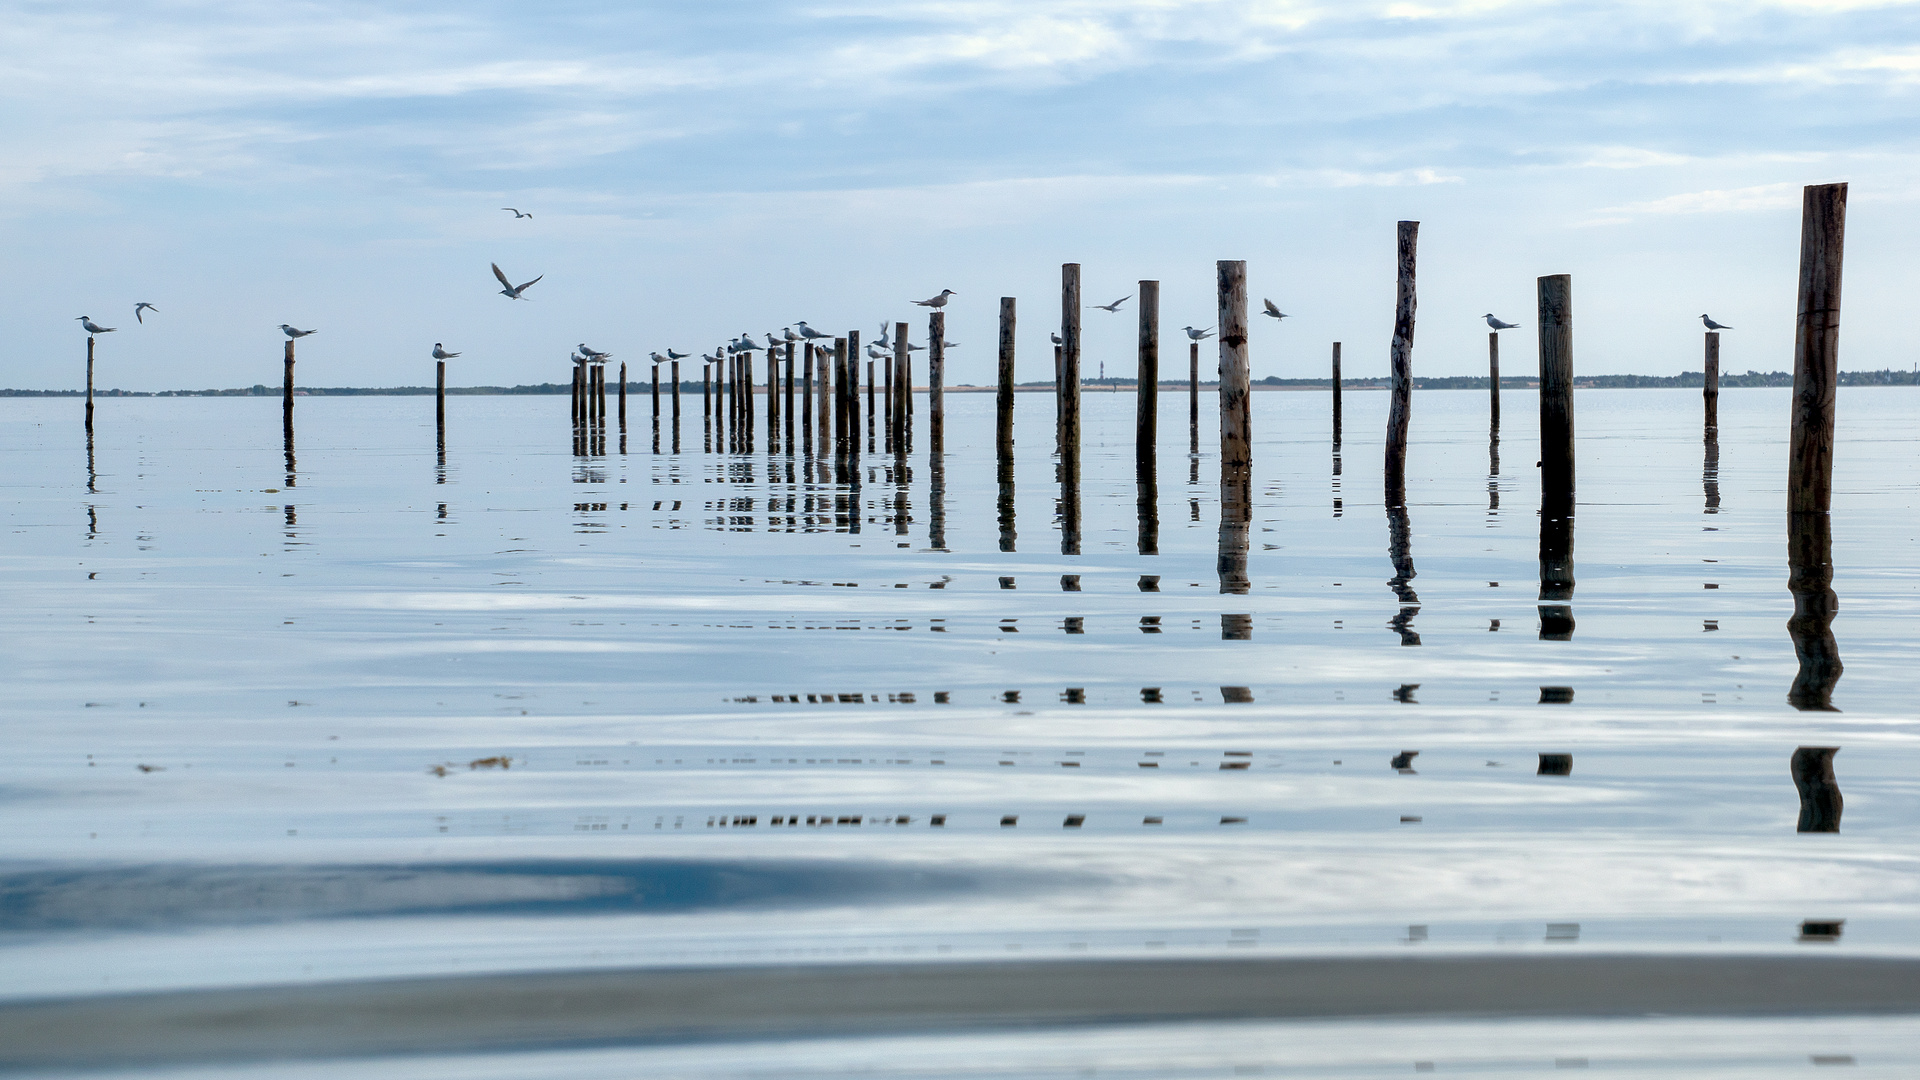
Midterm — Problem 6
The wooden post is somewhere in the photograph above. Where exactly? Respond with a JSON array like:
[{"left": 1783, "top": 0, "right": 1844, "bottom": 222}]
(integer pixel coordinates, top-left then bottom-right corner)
[
  {"left": 833, "top": 337, "right": 848, "bottom": 449},
  {"left": 866, "top": 360, "right": 875, "bottom": 449},
  {"left": 1704, "top": 332, "right": 1720, "bottom": 431},
  {"left": 1537, "top": 273, "right": 1575, "bottom": 517},
  {"left": 1188, "top": 342, "right": 1199, "bottom": 451},
  {"left": 1136, "top": 281, "right": 1158, "bottom": 463},
  {"left": 1060, "top": 263, "right": 1080, "bottom": 472},
  {"left": 817, "top": 342, "right": 831, "bottom": 453},
  {"left": 1216, "top": 261, "right": 1250, "bottom": 468},
  {"left": 1790, "top": 182, "right": 1847, "bottom": 515},
  {"left": 1488, "top": 332, "right": 1500, "bottom": 429},
  {"left": 802, "top": 345, "right": 814, "bottom": 432},
  {"left": 893, "top": 323, "right": 910, "bottom": 452},
  {"left": 85, "top": 337, "right": 96, "bottom": 432},
  {"left": 846, "top": 330, "right": 861, "bottom": 448},
  {"left": 672, "top": 360, "right": 681, "bottom": 439},
  {"left": 283, "top": 339, "right": 296, "bottom": 424},
  {"left": 996, "top": 298, "right": 1016, "bottom": 461},
  {"left": 883, "top": 342, "right": 895, "bottom": 451},
  {"left": 767, "top": 348, "right": 779, "bottom": 443},
  {"left": 929, "top": 312, "right": 945, "bottom": 452},
  {"left": 571, "top": 362, "right": 582, "bottom": 424},
  {"left": 783, "top": 342, "right": 795, "bottom": 440},
  {"left": 744, "top": 348, "right": 756, "bottom": 449},
  {"left": 1054, "top": 344, "right": 1063, "bottom": 453},
  {"left": 1384, "top": 221, "right": 1418, "bottom": 508},
  {"left": 1331, "top": 342, "right": 1342, "bottom": 443},
  {"left": 436, "top": 360, "right": 446, "bottom": 428}
]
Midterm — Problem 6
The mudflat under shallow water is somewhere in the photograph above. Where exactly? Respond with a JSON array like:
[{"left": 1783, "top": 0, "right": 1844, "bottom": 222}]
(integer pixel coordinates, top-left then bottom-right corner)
[{"left": 2, "top": 385, "right": 1916, "bottom": 1076}]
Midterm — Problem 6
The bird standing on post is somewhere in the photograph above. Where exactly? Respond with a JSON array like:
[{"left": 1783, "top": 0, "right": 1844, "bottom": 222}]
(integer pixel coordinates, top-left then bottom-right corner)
[
  {"left": 76, "top": 317, "right": 116, "bottom": 335},
  {"left": 1182, "top": 326, "right": 1214, "bottom": 342},
  {"left": 432, "top": 343, "right": 460, "bottom": 360},
  {"left": 1261, "top": 299, "right": 1288, "bottom": 320},
  {"left": 912, "top": 289, "right": 956, "bottom": 309},
  {"left": 1700, "top": 314, "right": 1733, "bottom": 330},
  {"left": 491, "top": 263, "right": 543, "bottom": 300},
  {"left": 133, "top": 303, "right": 158, "bottom": 324},
  {"left": 280, "top": 324, "right": 317, "bottom": 339},
  {"left": 580, "top": 344, "right": 613, "bottom": 362},
  {"left": 796, "top": 322, "right": 831, "bottom": 341},
  {"left": 1483, "top": 314, "right": 1520, "bottom": 330},
  {"left": 667, "top": 349, "right": 690, "bottom": 360},
  {"left": 1091, "top": 296, "right": 1131, "bottom": 313}
]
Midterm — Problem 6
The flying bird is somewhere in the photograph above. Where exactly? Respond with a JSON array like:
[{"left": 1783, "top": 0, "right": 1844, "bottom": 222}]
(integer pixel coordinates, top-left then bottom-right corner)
[
  {"left": 1091, "top": 296, "right": 1131, "bottom": 313},
  {"left": 133, "top": 303, "right": 158, "bottom": 324},
  {"left": 491, "top": 262, "right": 543, "bottom": 300},
  {"left": 1483, "top": 314, "right": 1520, "bottom": 330},
  {"left": 1182, "top": 326, "right": 1214, "bottom": 341},
  {"left": 911, "top": 289, "right": 955, "bottom": 309},
  {"left": 1700, "top": 314, "right": 1733, "bottom": 330},
  {"left": 280, "top": 324, "right": 317, "bottom": 339},
  {"left": 75, "top": 316, "right": 116, "bottom": 334},
  {"left": 1261, "top": 299, "right": 1288, "bottom": 320},
  {"left": 501, "top": 208, "right": 532, "bottom": 219},
  {"left": 432, "top": 343, "right": 460, "bottom": 360},
  {"left": 875, "top": 322, "right": 892, "bottom": 349}
]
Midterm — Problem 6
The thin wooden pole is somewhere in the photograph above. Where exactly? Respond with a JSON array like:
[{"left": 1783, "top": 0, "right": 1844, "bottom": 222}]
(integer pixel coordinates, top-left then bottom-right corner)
[
  {"left": 767, "top": 348, "right": 779, "bottom": 444},
  {"left": 1703, "top": 332, "right": 1719, "bottom": 431},
  {"left": 1384, "top": 221, "right": 1418, "bottom": 508},
  {"left": 833, "top": 337, "right": 848, "bottom": 450},
  {"left": 846, "top": 330, "right": 861, "bottom": 448},
  {"left": 883, "top": 341, "right": 895, "bottom": 452},
  {"left": 1061, "top": 263, "right": 1080, "bottom": 472},
  {"left": 802, "top": 344, "right": 814, "bottom": 431},
  {"left": 1217, "top": 261, "right": 1250, "bottom": 469},
  {"left": 996, "top": 297, "right": 1016, "bottom": 462},
  {"left": 1488, "top": 332, "right": 1500, "bottom": 429},
  {"left": 1054, "top": 344, "right": 1064, "bottom": 454},
  {"left": 744, "top": 348, "right": 755, "bottom": 450},
  {"left": 1188, "top": 342, "right": 1199, "bottom": 451},
  {"left": 283, "top": 339, "right": 296, "bottom": 424},
  {"left": 1331, "top": 342, "right": 1342, "bottom": 443},
  {"left": 85, "top": 337, "right": 96, "bottom": 432},
  {"left": 1537, "top": 273, "right": 1575, "bottom": 517},
  {"left": 817, "top": 342, "right": 831, "bottom": 454},
  {"left": 1136, "top": 281, "right": 1158, "bottom": 463},
  {"left": 571, "top": 363, "right": 582, "bottom": 424},
  {"left": 1790, "top": 182, "right": 1847, "bottom": 515},
  {"left": 866, "top": 360, "right": 875, "bottom": 449},
  {"left": 893, "top": 322, "right": 910, "bottom": 452},
  {"left": 436, "top": 360, "right": 446, "bottom": 428},
  {"left": 783, "top": 343, "right": 794, "bottom": 442},
  {"left": 929, "top": 312, "right": 945, "bottom": 453},
  {"left": 672, "top": 360, "right": 681, "bottom": 438}
]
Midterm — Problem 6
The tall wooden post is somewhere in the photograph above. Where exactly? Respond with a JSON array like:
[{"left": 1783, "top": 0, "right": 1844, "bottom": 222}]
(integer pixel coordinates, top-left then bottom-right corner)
[
  {"left": 1790, "top": 182, "right": 1847, "bottom": 515},
  {"left": 1136, "top": 281, "right": 1159, "bottom": 463},
  {"left": 436, "top": 360, "right": 446, "bottom": 428},
  {"left": 1054, "top": 344, "right": 1064, "bottom": 453},
  {"left": 767, "top": 348, "right": 779, "bottom": 443},
  {"left": 817, "top": 342, "right": 831, "bottom": 454},
  {"left": 1060, "top": 263, "right": 1081, "bottom": 473},
  {"left": 571, "top": 362, "right": 582, "bottom": 424},
  {"left": 866, "top": 360, "right": 875, "bottom": 449},
  {"left": 1384, "top": 221, "right": 1418, "bottom": 508},
  {"left": 1217, "top": 261, "right": 1250, "bottom": 468},
  {"left": 1188, "top": 342, "right": 1199, "bottom": 451},
  {"left": 1703, "top": 332, "right": 1720, "bottom": 431},
  {"left": 783, "top": 343, "right": 795, "bottom": 440},
  {"left": 1331, "top": 342, "right": 1342, "bottom": 443},
  {"left": 846, "top": 330, "right": 861, "bottom": 448},
  {"left": 1537, "top": 274, "right": 1575, "bottom": 518},
  {"left": 833, "top": 337, "right": 848, "bottom": 449},
  {"left": 671, "top": 360, "right": 681, "bottom": 437},
  {"left": 893, "top": 323, "right": 910, "bottom": 451},
  {"left": 85, "top": 337, "right": 96, "bottom": 432},
  {"left": 1488, "top": 332, "right": 1501, "bottom": 429},
  {"left": 282, "top": 339, "right": 296, "bottom": 423},
  {"left": 996, "top": 297, "right": 1016, "bottom": 462},
  {"left": 802, "top": 345, "right": 814, "bottom": 432},
  {"left": 929, "top": 312, "right": 945, "bottom": 452}
]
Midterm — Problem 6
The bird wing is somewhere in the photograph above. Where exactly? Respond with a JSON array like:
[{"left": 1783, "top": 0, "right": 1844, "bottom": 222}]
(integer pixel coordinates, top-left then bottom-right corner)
[
  {"left": 1264, "top": 299, "right": 1279, "bottom": 315},
  {"left": 514, "top": 273, "right": 542, "bottom": 292},
  {"left": 134, "top": 308, "right": 144, "bottom": 323},
  {"left": 492, "top": 263, "right": 513, "bottom": 289}
]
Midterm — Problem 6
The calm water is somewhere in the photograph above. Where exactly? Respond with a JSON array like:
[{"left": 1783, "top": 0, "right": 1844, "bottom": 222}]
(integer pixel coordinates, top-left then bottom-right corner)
[{"left": 3, "top": 385, "right": 1918, "bottom": 1075}]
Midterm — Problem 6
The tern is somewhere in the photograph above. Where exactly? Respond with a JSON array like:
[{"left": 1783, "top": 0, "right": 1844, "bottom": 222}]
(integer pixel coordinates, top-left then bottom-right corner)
[
  {"left": 782, "top": 328, "right": 801, "bottom": 344},
  {"left": 133, "top": 303, "right": 158, "bottom": 324},
  {"left": 1700, "top": 314, "right": 1733, "bottom": 330},
  {"left": 1049, "top": 332, "right": 1063, "bottom": 345},
  {"left": 667, "top": 349, "right": 690, "bottom": 360},
  {"left": 766, "top": 333, "right": 785, "bottom": 349},
  {"left": 865, "top": 344, "right": 889, "bottom": 360},
  {"left": 280, "top": 324, "right": 317, "bottom": 339},
  {"left": 701, "top": 353, "right": 719, "bottom": 364},
  {"left": 579, "top": 343, "right": 612, "bottom": 362},
  {"left": 911, "top": 289, "right": 955, "bottom": 309},
  {"left": 432, "top": 343, "right": 460, "bottom": 360},
  {"left": 491, "top": 262, "right": 543, "bottom": 300},
  {"left": 650, "top": 351, "right": 669, "bottom": 364},
  {"left": 795, "top": 322, "right": 832, "bottom": 341},
  {"left": 1483, "top": 314, "right": 1521, "bottom": 330},
  {"left": 1182, "top": 326, "right": 1214, "bottom": 341},
  {"left": 875, "top": 322, "right": 892, "bottom": 349},
  {"left": 1090, "top": 296, "right": 1131, "bottom": 313},
  {"left": 501, "top": 208, "right": 532, "bottom": 219},
  {"left": 75, "top": 316, "right": 116, "bottom": 335},
  {"left": 1261, "top": 299, "right": 1288, "bottom": 320}
]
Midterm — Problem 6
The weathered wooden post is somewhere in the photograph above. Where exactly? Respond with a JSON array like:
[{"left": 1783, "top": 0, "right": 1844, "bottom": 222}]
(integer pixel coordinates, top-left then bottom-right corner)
[
  {"left": 1188, "top": 341, "right": 1199, "bottom": 452},
  {"left": 996, "top": 297, "right": 1016, "bottom": 462},
  {"left": 846, "top": 330, "right": 861, "bottom": 449},
  {"left": 84, "top": 336, "right": 96, "bottom": 432},
  {"left": 1054, "top": 343, "right": 1064, "bottom": 453},
  {"left": 1060, "top": 263, "right": 1081, "bottom": 474},
  {"left": 671, "top": 359, "right": 682, "bottom": 449},
  {"left": 1217, "top": 261, "right": 1250, "bottom": 469},
  {"left": 1537, "top": 273, "right": 1574, "bottom": 517},
  {"left": 767, "top": 348, "right": 779, "bottom": 446},
  {"left": 1488, "top": 332, "right": 1501, "bottom": 429},
  {"left": 866, "top": 359, "right": 875, "bottom": 449},
  {"left": 783, "top": 342, "right": 795, "bottom": 441},
  {"left": 833, "top": 337, "right": 849, "bottom": 450},
  {"left": 1790, "top": 182, "right": 1847, "bottom": 515},
  {"left": 929, "top": 312, "right": 945, "bottom": 453},
  {"left": 893, "top": 322, "right": 910, "bottom": 451},
  {"left": 802, "top": 344, "right": 814, "bottom": 432},
  {"left": 1137, "top": 280, "right": 1158, "bottom": 464},
  {"left": 1704, "top": 332, "right": 1720, "bottom": 431},
  {"left": 743, "top": 347, "right": 756, "bottom": 450},
  {"left": 883, "top": 343, "right": 895, "bottom": 452},
  {"left": 571, "top": 360, "right": 582, "bottom": 424},
  {"left": 283, "top": 339, "right": 296, "bottom": 428},
  {"left": 817, "top": 341, "right": 832, "bottom": 458},
  {"left": 1331, "top": 341, "right": 1342, "bottom": 443},
  {"left": 436, "top": 359, "right": 446, "bottom": 430},
  {"left": 1384, "top": 221, "right": 1418, "bottom": 508}
]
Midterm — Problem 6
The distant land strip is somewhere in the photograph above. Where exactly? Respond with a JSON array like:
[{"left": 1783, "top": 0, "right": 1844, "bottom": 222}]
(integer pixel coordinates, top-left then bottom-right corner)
[{"left": 6, "top": 369, "right": 1920, "bottom": 397}]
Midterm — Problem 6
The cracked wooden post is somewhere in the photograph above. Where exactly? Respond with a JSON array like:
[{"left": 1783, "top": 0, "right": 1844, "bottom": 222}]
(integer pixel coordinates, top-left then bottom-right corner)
[
  {"left": 1537, "top": 273, "right": 1575, "bottom": 519},
  {"left": 997, "top": 297, "right": 1016, "bottom": 463},
  {"left": 85, "top": 336, "right": 96, "bottom": 432},
  {"left": 1488, "top": 331, "right": 1500, "bottom": 429},
  {"left": 1136, "top": 280, "right": 1158, "bottom": 465},
  {"left": 929, "top": 312, "right": 945, "bottom": 453},
  {"left": 283, "top": 339, "right": 296, "bottom": 428},
  {"left": 1216, "top": 260, "right": 1249, "bottom": 469},
  {"left": 436, "top": 359, "right": 446, "bottom": 429},
  {"left": 1384, "top": 221, "right": 1418, "bottom": 508},
  {"left": 1060, "top": 263, "right": 1081, "bottom": 476},
  {"left": 1331, "top": 341, "right": 1342, "bottom": 444},
  {"left": 1790, "top": 182, "right": 1847, "bottom": 515}
]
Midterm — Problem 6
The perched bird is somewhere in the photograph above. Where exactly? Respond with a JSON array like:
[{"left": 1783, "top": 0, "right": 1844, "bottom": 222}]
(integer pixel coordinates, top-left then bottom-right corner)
[
  {"left": 133, "top": 303, "right": 158, "bottom": 324},
  {"left": 491, "top": 262, "right": 543, "bottom": 300},
  {"left": 1049, "top": 332, "right": 1063, "bottom": 345},
  {"left": 432, "top": 343, "right": 460, "bottom": 360},
  {"left": 666, "top": 349, "right": 690, "bottom": 360},
  {"left": 782, "top": 328, "right": 801, "bottom": 344},
  {"left": 1261, "top": 299, "right": 1288, "bottom": 320},
  {"left": 796, "top": 322, "right": 832, "bottom": 341},
  {"left": 766, "top": 333, "right": 784, "bottom": 349},
  {"left": 650, "top": 351, "right": 669, "bottom": 364},
  {"left": 939, "top": 340, "right": 960, "bottom": 349},
  {"left": 75, "top": 316, "right": 116, "bottom": 335},
  {"left": 701, "top": 353, "right": 719, "bottom": 364},
  {"left": 904, "top": 341, "right": 925, "bottom": 352},
  {"left": 911, "top": 289, "right": 955, "bottom": 309},
  {"left": 280, "top": 324, "right": 317, "bottom": 339},
  {"left": 1182, "top": 326, "right": 1214, "bottom": 341},
  {"left": 1483, "top": 314, "right": 1520, "bottom": 330},
  {"left": 1091, "top": 296, "right": 1131, "bottom": 313},
  {"left": 865, "top": 343, "right": 888, "bottom": 360},
  {"left": 571, "top": 352, "right": 591, "bottom": 367},
  {"left": 579, "top": 343, "right": 612, "bottom": 362},
  {"left": 1700, "top": 314, "right": 1733, "bottom": 331},
  {"left": 501, "top": 207, "right": 532, "bottom": 219}
]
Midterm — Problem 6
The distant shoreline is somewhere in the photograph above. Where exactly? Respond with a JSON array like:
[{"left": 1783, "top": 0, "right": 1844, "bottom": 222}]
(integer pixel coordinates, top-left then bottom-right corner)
[{"left": 5, "top": 369, "right": 1917, "bottom": 397}]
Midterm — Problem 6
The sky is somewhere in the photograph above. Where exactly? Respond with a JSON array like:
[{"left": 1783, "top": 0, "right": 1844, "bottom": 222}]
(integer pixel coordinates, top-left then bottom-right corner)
[{"left": 3, "top": 0, "right": 1918, "bottom": 391}]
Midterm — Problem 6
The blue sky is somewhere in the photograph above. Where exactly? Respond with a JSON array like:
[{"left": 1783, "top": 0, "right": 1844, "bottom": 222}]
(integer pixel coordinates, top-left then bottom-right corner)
[{"left": 4, "top": 0, "right": 1917, "bottom": 390}]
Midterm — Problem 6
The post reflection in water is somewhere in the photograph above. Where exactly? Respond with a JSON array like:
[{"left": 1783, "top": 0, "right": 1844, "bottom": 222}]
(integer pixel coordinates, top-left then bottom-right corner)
[
  {"left": 1385, "top": 504, "right": 1419, "bottom": 645},
  {"left": 1703, "top": 426, "right": 1721, "bottom": 514},
  {"left": 1787, "top": 512, "right": 1842, "bottom": 711},
  {"left": 1487, "top": 418, "right": 1500, "bottom": 516},
  {"left": 928, "top": 453, "right": 947, "bottom": 551},
  {"left": 1792, "top": 746, "right": 1844, "bottom": 833},
  {"left": 1217, "top": 462, "right": 1249, "bottom": 595},
  {"left": 1538, "top": 510, "right": 1574, "bottom": 640},
  {"left": 1331, "top": 443, "right": 1342, "bottom": 518},
  {"left": 1136, "top": 457, "right": 1158, "bottom": 556},
  {"left": 1057, "top": 473, "right": 1081, "bottom": 556},
  {"left": 85, "top": 431, "right": 98, "bottom": 495},
  {"left": 892, "top": 454, "right": 910, "bottom": 538},
  {"left": 282, "top": 415, "right": 296, "bottom": 489},
  {"left": 996, "top": 448, "right": 1016, "bottom": 553}
]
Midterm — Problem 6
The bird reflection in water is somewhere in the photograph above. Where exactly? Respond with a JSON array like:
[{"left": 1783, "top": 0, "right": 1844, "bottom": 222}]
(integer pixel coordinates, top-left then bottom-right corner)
[
  {"left": 1787, "top": 512, "right": 1842, "bottom": 710},
  {"left": 1386, "top": 505, "right": 1419, "bottom": 645}
]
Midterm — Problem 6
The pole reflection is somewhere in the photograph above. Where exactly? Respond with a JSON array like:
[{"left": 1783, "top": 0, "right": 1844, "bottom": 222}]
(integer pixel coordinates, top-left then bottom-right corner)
[
  {"left": 1386, "top": 504, "right": 1419, "bottom": 645},
  {"left": 1217, "top": 461, "right": 1249, "bottom": 595},
  {"left": 1787, "top": 512, "right": 1842, "bottom": 711}
]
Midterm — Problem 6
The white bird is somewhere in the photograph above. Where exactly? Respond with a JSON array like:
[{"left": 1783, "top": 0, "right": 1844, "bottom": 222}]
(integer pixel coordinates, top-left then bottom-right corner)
[
  {"left": 1182, "top": 326, "right": 1214, "bottom": 341},
  {"left": 1091, "top": 296, "right": 1130, "bottom": 313},
  {"left": 501, "top": 207, "right": 532, "bottom": 219},
  {"left": 782, "top": 328, "right": 801, "bottom": 344},
  {"left": 280, "top": 324, "right": 317, "bottom": 339},
  {"left": 1261, "top": 299, "right": 1288, "bottom": 320},
  {"left": 491, "top": 262, "right": 542, "bottom": 300},
  {"left": 133, "top": 303, "right": 158, "bottom": 324},
  {"left": 875, "top": 322, "right": 892, "bottom": 349},
  {"left": 904, "top": 341, "right": 925, "bottom": 352},
  {"left": 701, "top": 353, "right": 719, "bottom": 364},
  {"left": 1700, "top": 314, "right": 1733, "bottom": 331},
  {"left": 579, "top": 343, "right": 612, "bottom": 362},
  {"left": 938, "top": 340, "right": 960, "bottom": 348},
  {"left": 1483, "top": 314, "right": 1521, "bottom": 330},
  {"left": 650, "top": 351, "right": 669, "bottom": 364},
  {"left": 572, "top": 352, "right": 591, "bottom": 366},
  {"left": 75, "top": 316, "right": 116, "bottom": 334},
  {"left": 432, "top": 343, "right": 460, "bottom": 360},
  {"left": 1049, "top": 332, "right": 1063, "bottom": 345},
  {"left": 766, "top": 333, "right": 785, "bottom": 349},
  {"left": 865, "top": 344, "right": 888, "bottom": 360},
  {"left": 912, "top": 289, "right": 955, "bottom": 309},
  {"left": 667, "top": 349, "right": 690, "bottom": 360},
  {"left": 796, "top": 322, "right": 832, "bottom": 341}
]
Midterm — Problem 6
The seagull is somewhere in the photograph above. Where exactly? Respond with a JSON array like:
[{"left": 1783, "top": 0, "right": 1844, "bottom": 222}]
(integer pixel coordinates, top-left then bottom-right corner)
[
  {"left": 133, "top": 303, "right": 158, "bottom": 324},
  {"left": 501, "top": 208, "right": 532, "bottom": 219},
  {"left": 1483, "top": 314, "right": 1521, "bottom": 330},
  {"left": 432, "top": 343, "right": 460, "bottom": 360},
  {"left": 1182, "top": 326, "right": 1214, "bottom": 341},
  {"left": 280, "top": 324, "right": 317, "bottom": 339},
  {"left": 666, "top": 349, "right": 690, "bottom": 360},
  {"left": 491, "top": 262, "right": 542, "bottom": 300},
  {"left": 1261, "top": 299, "right": 1288, "bottom": 320},
  {"left": 1700, "top": 314, "right": 1733, "bottom": 330},
  {"left": 1049, "top": 332, "right": 1063, "bottom": 345},
  {"left": 911, "top": 289, "right": 955, "bottom": 309},
  {"left": 1091, "top": 296, "right": 1131, "bottom": 313},
  {"left": 796, "top": 322, "right": 832, "bottom": 341},
  {"left": 579, "top": 343, "right": 612, "bottom": 362},
  {"left": 75, "top": 316, "right": 116, "bottom": 334}
]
